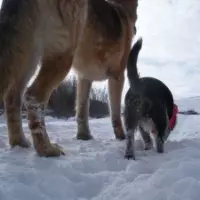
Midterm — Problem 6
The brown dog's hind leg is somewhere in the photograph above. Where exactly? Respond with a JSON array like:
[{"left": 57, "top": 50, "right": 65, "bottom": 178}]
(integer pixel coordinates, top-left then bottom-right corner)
[
  {"left": 76, "top": 77, "right": 93, "bottom": 140},
  {"left": 108, "top": 74, "right": 125, "bottom": 140},
  {"left": 4, "top": 56, "right": 39, "bottom": 149},
  {"left": 4, "top": 86, "right": 31, "bottom": 148},
  {"left": 25, "top": 53, "right": 73, "bottom": 157}
]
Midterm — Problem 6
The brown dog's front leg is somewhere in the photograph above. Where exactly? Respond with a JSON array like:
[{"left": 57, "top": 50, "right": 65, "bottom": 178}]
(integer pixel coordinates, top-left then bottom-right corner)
[
  {"left": 76, "top": 77, "right": 93, "bottom": 140},
  {"left": 108, "top": 74, "right": 125, "bottom": 140},
  {"left": 24, "top": 52, "right": 72, "bottom": 157},
  {"left": 25, "top": 94, "right": 65, "bottom": 157}
]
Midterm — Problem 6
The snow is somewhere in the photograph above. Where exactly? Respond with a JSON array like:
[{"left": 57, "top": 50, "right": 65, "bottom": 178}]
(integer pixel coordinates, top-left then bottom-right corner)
[
  {"left": 1, "top": 0, "right": 200, "bottom": 199},
  {"left": 1, "top": 97, "right": 200, "bottom": 200}
]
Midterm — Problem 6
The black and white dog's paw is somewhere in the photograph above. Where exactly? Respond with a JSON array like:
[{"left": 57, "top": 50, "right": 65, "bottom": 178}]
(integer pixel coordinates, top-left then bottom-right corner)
[
  {"left": 144, "top": 142, "right": 153, "bottom": 151},
  {"left": 124, "top": 147, "right": 136, "bottom": 160},
  {"left": 124, "top": 153, "right": 135, "bottom": 160}
]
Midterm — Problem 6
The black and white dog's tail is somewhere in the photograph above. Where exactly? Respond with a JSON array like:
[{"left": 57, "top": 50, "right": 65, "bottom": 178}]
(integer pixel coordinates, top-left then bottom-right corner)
[{"left": 127, "top": 37, "right": 143, "bottom": 91}]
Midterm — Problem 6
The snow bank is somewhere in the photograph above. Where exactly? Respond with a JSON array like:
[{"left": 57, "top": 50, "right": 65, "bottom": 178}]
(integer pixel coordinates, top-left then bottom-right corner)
[{"left": 1, "top": 105, "right": 200, "bottom": 200}]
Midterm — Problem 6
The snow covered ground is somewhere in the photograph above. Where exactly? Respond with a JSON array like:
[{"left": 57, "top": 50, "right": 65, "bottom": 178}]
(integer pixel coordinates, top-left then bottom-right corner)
[
  {"left": 1, "top": 0, "right": 200, "bottom": 199},
  {"left": 1, "top": 97, "right": 200, "bottom": 200}
]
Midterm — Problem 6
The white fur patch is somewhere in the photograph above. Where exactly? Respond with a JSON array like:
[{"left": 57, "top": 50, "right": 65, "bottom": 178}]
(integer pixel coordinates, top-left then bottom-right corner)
[
  {"left": 139, "top": 118, "right": 157, "bottom": 149},
  {"left": 139, "top": 118, "right": 155, "bottom": 134},
  {"left": 24, "top": 94, "right": 45, "bottom": 134}
]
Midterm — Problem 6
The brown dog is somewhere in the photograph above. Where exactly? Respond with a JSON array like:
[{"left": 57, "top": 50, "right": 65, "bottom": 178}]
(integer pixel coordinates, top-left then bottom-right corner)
[{"left": 0, "top": 0, "right": 138, "bottom": 157}]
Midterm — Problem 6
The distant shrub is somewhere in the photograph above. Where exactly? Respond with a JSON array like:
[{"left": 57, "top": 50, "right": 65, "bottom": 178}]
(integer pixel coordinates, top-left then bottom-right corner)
[
  {"left": 48, "top": 76, "right": 109, "bottom": 119},
  {"left": 48, "top": 76, "right": 77, "bottom": 118},
  {"left": 0, "top": 76, "right": 109, "bottom": 119}
]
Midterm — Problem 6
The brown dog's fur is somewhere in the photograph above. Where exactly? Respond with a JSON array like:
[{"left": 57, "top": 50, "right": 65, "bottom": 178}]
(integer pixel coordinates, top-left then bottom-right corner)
[{"left": 0, "top": 0, "right": 138, "bottom": 157}]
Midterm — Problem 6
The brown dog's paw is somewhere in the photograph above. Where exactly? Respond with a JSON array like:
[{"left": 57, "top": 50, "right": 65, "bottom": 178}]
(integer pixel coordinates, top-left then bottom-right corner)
[
  {"left": 112, "top": 120, "right": 126, "bottom": 140},
  {"left": 45, "top": 143, "right": 65, "bottom": 157},
  {"left": 76, "top": 131, "right": 93, "bottom": 140},
  {"left": 114, "top": 128, "right": 126, "bottom": 140},
  {"left": 115, "top": 133, "right": 126, "bottom": 140},
  {"left": 10, "top": 136, "right": 31, "bottom": 148},
  {"left": 36, "top": 143, "right": 65, "bottom": 157}
]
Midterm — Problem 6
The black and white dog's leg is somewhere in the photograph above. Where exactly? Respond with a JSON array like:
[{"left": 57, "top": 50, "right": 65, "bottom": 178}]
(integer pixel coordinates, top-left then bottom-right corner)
[
  {"left": 139, "top": 126, "right": 153, "bottom": 150},
  {"left": 123, "top": 105, "right": 139, "bottom": 160},
  {"left": 125, "top": 129, "right": 136, "bottom": 160},
  {"left": 154, "top": 105, "right": 169, "bottom": 153}
]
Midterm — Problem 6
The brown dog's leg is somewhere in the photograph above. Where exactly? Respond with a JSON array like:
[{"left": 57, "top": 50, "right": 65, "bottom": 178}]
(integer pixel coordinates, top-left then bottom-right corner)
[
  {"left": 4, "top": 86, "right": 30, "bottom": 148},
  {"left": 4, "top": 51, "right": 40, "bottom": 149},
  {"left": 76, "top": 77, "right": 93, "bottom": 140},
  {"left": 108, "top": 74, "right": 125, "bottom": 140},
  {"left": 25, "top": 53, "right": 73, "bottom": 157}
]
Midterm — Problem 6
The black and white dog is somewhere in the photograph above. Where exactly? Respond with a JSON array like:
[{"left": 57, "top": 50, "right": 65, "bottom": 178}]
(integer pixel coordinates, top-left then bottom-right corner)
[{"left": 123, "top": 37, "right": 178, "bottom": 160}]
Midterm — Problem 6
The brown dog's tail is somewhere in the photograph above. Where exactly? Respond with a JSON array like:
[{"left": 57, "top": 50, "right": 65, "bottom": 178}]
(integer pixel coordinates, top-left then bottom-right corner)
[{"left": 127, "top": 37, "right": 143, "bottom": 91}]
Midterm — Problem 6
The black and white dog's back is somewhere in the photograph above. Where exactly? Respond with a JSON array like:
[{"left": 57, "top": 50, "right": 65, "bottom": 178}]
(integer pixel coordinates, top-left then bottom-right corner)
[{"left": 123, "top": 37, "right": 178, "bottom": 160}]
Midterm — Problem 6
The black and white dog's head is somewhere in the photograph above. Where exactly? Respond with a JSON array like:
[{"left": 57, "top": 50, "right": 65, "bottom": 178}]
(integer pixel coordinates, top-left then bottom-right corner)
[{"left": 123, "top": 37, "right": 177, "bottom": 160}]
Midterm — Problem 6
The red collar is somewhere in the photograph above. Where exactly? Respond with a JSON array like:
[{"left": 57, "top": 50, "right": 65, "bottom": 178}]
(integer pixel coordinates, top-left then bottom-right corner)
[{"left": 169, "top": 104, "right": 178, "bottom": 131}]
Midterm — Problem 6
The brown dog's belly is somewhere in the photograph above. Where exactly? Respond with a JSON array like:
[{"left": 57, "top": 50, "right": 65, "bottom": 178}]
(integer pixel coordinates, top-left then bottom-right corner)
[
  {"left": 72, "top": 61, "right": 108, "bottom": 81},
  {"left": 72, "top": 42, "right": 124, "bottom": 81}
]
